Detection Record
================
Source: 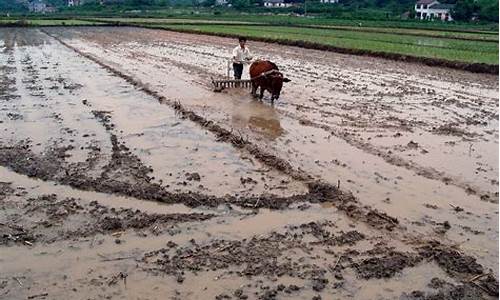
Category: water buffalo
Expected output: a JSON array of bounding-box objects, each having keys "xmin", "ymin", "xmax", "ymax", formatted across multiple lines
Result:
[{"xmin": 249, "ymin": 60, "xmax": 291, "ymax": 103}]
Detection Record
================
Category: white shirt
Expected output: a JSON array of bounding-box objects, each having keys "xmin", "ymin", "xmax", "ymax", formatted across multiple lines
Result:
[{"xmin": 232, "ymin": 46, "xmax": 251, "ymax": 64}]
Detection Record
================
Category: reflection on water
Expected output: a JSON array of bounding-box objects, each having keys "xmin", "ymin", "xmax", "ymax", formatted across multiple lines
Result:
[{"xmin": 230, "ymin": 91, "xmax": 284, "ymax": 140}]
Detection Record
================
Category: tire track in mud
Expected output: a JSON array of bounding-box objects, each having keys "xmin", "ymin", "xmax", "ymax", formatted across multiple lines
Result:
[{"xmin": 35, "ymin": 30, "xmax": 500, "ymax": 290}]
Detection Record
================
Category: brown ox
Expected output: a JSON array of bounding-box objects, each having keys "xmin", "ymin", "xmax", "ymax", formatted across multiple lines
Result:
[{"xmin": 249, "ymin": 60, "xmax": 291, "ymax": 103}]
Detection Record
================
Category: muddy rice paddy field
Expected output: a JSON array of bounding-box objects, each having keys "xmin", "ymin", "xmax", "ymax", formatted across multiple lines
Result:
[{"xmin": 0, "ymin": 26, "xmax": 498, "ymax": 299}]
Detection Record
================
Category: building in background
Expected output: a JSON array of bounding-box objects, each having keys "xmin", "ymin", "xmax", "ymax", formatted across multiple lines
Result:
[
  {"xmin": 264, "ymin": 0, "xmax": 293, "ymax": 8},
  {"xmin": 28, "ymin": 0, "xmax": 56, "ymax": 13},
  {"xmin": 415, "ymin": 0, "xmax": 454, "ymax": 21},
  {"xmin": 67, "ymin": 0, "xmax": 85, "ymax": 6}
]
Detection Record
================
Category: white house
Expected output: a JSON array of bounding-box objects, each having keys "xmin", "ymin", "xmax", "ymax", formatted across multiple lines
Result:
[
  {"xmin": 415, "ymin": 0, "xmax": 454, "ymax": 21},
  {"xmin": 28, "ymin": 0, "xmax": 46, "ymax": 12},
  {"xmin": 320, "ymin": 0, "xmax": 339, "ymax": 3},
  {"xmin": 67, "ymin": 0, "xmax": 85, "ymax": 6},
  {"xmin": 264, "ymin": 0, "xmax": 293, "ymax": 8},
  {"xmin": 28, "ymin": 0, "xmax": 56, "ymax": 13}
]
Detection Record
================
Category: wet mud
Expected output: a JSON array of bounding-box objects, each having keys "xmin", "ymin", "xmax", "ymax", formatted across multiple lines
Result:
[
  {"xmin": 0, "ymin": 27, "xmax": 498, "ymax": 299},
  {"xmin": 42, "ymin": 26, "xmax": 499, "ymax": 270}
]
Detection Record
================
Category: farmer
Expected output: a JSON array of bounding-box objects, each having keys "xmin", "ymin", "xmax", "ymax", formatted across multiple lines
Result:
[{"xmin": 232, "ymin": 37, "xmax": 252, "ymax": 80}]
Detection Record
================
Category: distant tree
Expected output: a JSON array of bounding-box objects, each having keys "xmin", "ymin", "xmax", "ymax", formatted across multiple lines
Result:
[
  {"xmin": 0, "ymin": 0, "xmax": 28, "ymax": 12},
  {"xmin": 452, "ymin": 0, "xmax": 478, "ymax": 21},
  {"xmin": 386, "ymin": 0, "xmax": 400, "ymax": 13},
  {"xmin": 408, "ymin": 8, "xmax": 415, "ymax": 18},
  {"xmin": 46, "ymin": 0, "xmax": 66, "ymax": 7},
  {"xmin": 201, "ymin": 0, "xmax": 216, "ymax": 6},
  {"xmin": 251, "ymin": 0, "xmax": 264, "ymax": 6},
  {"xmin": 156, "ymin": 0, "xmax": 170, "ymax": 6},
  {"xmin": 328, "ymin": 5, "xmax": 344, "ymax": 17},
  {"xmin": 476, "ymin": 0, "xmax": 498, "ymax": 21},
  {"xmin": 125, "ymin": 0, "xmax": 154, "ymax": 6},
  {"xmin": 230, "ymin": 0, "xmax": 250, "ymax": 9}
]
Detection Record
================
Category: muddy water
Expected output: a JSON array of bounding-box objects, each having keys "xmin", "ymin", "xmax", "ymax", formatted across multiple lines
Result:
[
  {"xmin": 44, "ymin": 27, "xmax": 498, "ymax": 267},
  {"xmin": 1, "ymin": 173, "xmax": 453, "ymax": 300},
  {"xmin": 1, "ymin": 27, "xmax": 498, "ymax": 299},
  {"xmin": 0, "ymin": 28, "xmax": 306, "ymax": 198}
]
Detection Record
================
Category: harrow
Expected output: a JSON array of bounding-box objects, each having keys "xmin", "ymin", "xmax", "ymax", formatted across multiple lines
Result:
[{"xmin": 212, "ymin": 59, "xmax": 253, "ymax": 92}]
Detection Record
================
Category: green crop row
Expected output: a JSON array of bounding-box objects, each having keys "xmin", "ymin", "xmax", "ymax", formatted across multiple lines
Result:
[
  {"xmin": 158, "ymin": 24, "xmax": 498, "ymax": 65},
  {"xmin": 85, "ymin": 17, "xmax": 498, "ymax": 42}
]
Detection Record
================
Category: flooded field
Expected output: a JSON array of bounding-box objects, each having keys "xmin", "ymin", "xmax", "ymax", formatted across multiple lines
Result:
[{"xmin": 0, "ymin": 27, "xmax": 498, "ymax": 299}]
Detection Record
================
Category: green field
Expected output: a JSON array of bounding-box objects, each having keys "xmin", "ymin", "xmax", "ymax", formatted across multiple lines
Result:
[
  {"xmin": 308, "ymin": 25, "xmax": 499, "ymax": 42},
  {"xmin": 153, "ymin": 14, "xmax": 499, "ymax": 33},
  {"xmin": 83, "ymin": 17, "xmax": 498, "ymax": 42},
  {"xmin": 154, "ymin": 24, "xmax": 498, "ymax": 65}
]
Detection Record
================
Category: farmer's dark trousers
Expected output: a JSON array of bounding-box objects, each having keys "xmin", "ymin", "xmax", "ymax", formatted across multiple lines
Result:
[{"xmin": 233, "ymin": 63, "xmax": 243, "ymax": 79}]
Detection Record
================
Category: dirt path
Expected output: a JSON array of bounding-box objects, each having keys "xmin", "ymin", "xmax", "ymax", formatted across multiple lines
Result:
[{"xmin": 0, "ymin": 27, "xmax": 498, "ymax": 299}]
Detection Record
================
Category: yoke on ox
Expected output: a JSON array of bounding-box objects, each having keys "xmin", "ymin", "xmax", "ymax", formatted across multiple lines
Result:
[{"xmin": 212, "ymin": 59, "xmax": 291, "ymax": 104}]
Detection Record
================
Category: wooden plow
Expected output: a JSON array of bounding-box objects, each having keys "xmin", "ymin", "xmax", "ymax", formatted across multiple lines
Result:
[
  {"xmin": 212, "ymin": 59, "xmax": 253, "ymax": 92},
  {"xmin": 212, "ymin": 78, "xmax": 252, "ymax": 91}
]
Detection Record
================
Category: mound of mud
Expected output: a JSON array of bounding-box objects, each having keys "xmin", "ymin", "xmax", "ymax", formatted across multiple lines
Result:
[
  {"xmin": 25, "ymin": 194, "xmax": 84, "ymax": 220},
  {"xmin": 0, "ymin": 224, "xmax": 37, "ymax": 246},
  {"xmin": 432, "ymin": 124, "xmax": 476, "ymax": 138},
  {"xmin": 310, "ymin": 230, "xmax": 366, "ymax": 247},
  {"xmin": 144, "ymin": 232, "xmax": 308, "ymax": 278},
  {"xmin": 1, "ymin": 193, "xmax": 215, "ymax": 245},
  {"xmin": 353, "ymin": 251, "xmax": 422, "ymax": 279},
  {"xmin": 0, "ymin": 142, "xmax": 68, "ymax": 181},
  {"xmin": 417, "ymin": 241, "xmax": 483, "ymax": 276},
  {"xmin": 0, "ymin": 182, "xmax": 14, "ymax": 200},
  {"xmin": 404, "ymin": 285, "xmax": 485, "ymax": 300},
  {"xmin": 88, "ymin": 201, "xmax": 213, "ymax": 233},
  {"xmin": 0, "ymin": 140, "xmax": 359, "ymax": 212},
  {"xmin": 476, "ymin": 274, "xmax": 500, "ymax": 297},
  {"xmin": 403, "ymin": 275, "xmax": 498, "ymax": 299}
]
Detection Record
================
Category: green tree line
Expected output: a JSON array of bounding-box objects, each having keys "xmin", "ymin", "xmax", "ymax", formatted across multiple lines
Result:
[{"xmin": 453, "ymin": 0, "xmax": 498, "ymax": 22}]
